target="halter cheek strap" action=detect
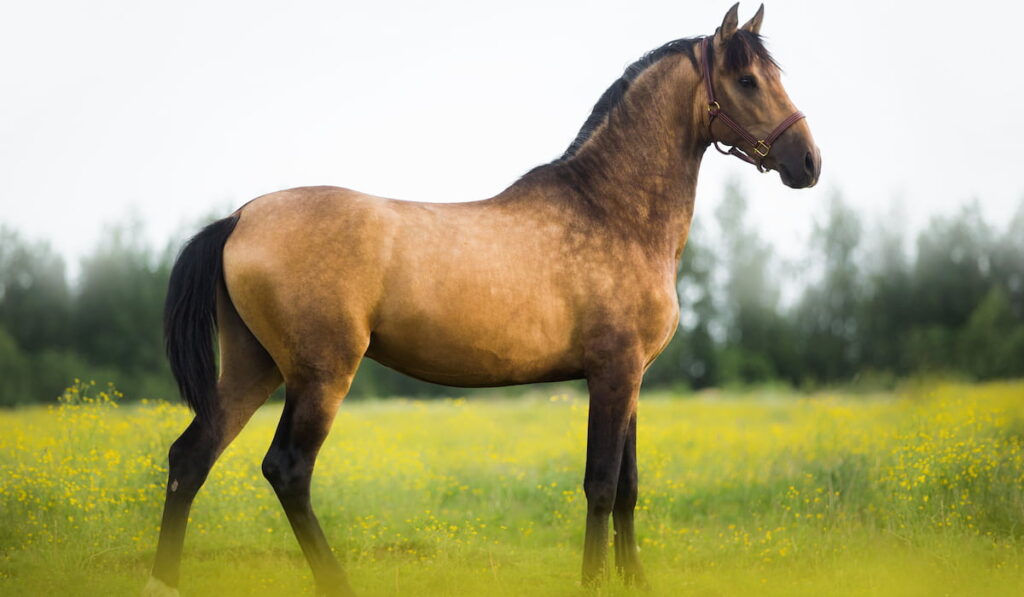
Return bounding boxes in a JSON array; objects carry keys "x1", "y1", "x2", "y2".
[{"x1": 700, "y1": 37, "x2": 805, "y2": 173}]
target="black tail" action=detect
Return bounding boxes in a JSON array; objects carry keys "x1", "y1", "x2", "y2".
[{"x1": 164, "y1": 215, "x2": 240, "y2": 421}]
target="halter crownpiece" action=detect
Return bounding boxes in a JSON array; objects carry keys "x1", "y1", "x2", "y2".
[{"x1": 700, "y1": 36, "x2": 805, "y2": 173}]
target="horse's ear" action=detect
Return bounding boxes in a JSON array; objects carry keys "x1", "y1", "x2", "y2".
[
  {"x1": 741, "y1": 3, "x2": 765, "y2": 35},
  {"x1": 715, "y1": 3, "x2": 740, "y2": 45}
]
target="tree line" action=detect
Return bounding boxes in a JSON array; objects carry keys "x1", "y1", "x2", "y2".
[
  {"x1": 648, "y1": 183, "x2": 1024, "y2": 390},
  {"x1": 1, "y1": 184, "x2": 1022, "y2": 405}
]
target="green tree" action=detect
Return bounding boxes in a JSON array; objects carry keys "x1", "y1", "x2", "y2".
[
  {"x1": 714, "y1": 180, "x2": 792, "y2": 384},
  {"x1": 906, "y1": 203, "x2": 995, "y2": 372},
  {"x1": 74, "y1": 220, "x2": 173, "y2": 395},
  {"x1": 794, "y1": 191, "x2": 863, "y2": 381},
  {"x1": 858, "y1": 206, "x2": 914, "y2": 377},
  {"x1": 958, "y1": 286, "x2": 1024, "y2": 379},
  {"x1": 0, "y1": 226, "x2": 72, "y2": 352},
  {"x1": 991, "y1": 197, "x2": 1024, "y2": 320},
  {"x1": 0, "y1": 325, "x2": 30, "y2": 406}
]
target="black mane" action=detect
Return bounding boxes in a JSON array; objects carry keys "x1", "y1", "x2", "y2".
[{"x1": 558, "y1": 30, "x2": 775, "y2": 160}]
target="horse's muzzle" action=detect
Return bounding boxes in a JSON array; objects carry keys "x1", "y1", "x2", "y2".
[{"x1": 777, "y1": 145, "x2": 821, "y2": 189}]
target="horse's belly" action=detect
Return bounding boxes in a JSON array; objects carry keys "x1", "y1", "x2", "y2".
[{"x1": 365, "y1": 304, "x2": 582, "y2": 387}]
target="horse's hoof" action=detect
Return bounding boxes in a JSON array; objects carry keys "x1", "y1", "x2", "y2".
[
  {"x1": 629, "y1": 575, "x2": 652, "y2": 592},
  {"x1": 142, "y1": 576, "x2": 181, "y2": 597},
  {"x1": 623, "y1": 567, "x2": 650, "y2": 591}
]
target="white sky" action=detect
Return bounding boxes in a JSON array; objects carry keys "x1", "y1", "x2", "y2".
[{"x1": 1, "y1": 1, "x2": 1022, "y2": 269}]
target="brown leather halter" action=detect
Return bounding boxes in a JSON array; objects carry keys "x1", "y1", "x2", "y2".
[{"x1": 700, "y1": 36, "x2": 805, "y2": 173}]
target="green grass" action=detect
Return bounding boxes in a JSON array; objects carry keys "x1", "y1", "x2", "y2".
[{"x1": 1, "y1": 381, "x2": 1023, "y2": 596}]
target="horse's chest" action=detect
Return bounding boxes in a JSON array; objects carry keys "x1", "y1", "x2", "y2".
[{"x1": 584, "y1": 277, "x2": 679, "y2": 360}]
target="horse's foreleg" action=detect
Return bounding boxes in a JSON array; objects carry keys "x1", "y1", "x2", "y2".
[
  {"x1": 581, "y1": 356, "x2": 641, "y2": 586},
  {"x1": 612, "y1": 412, "x2": 646, "y2": 585},
  {"x1": 262, "y1": 375, "x2": 354, "y2": 597}
]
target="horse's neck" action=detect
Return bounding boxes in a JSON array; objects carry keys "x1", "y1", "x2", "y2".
[{"x1": 538, "y1": 58, "x2": 706, "y2": 261}]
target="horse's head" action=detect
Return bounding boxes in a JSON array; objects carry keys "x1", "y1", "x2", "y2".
[{"x1": 702, "y1": 3, "x2": 820, "y2": 188}]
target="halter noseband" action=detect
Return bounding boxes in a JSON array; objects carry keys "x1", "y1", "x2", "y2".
[{"x1": 700, "y1": 37, "x2": 805, "y2": 173}]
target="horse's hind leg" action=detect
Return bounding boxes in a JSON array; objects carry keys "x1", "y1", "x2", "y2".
[
  {"x1": 262, "y1": 360, "x2": 360, "y2": 597},
  {"x1": 146, "y1": 288, "x2": 282, "y2": 597}
]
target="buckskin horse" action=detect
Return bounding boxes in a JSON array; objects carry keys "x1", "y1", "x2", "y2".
[{"x1": 145, "y1": 4, "x2": 820, "y2": 595}]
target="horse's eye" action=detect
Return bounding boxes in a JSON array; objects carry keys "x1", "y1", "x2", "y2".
[{"x1": 738, "y1": 75, "x2": 757, "y2": 89}]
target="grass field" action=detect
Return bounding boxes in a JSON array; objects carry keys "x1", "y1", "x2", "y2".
[{"x1": 1, "y1": 381, "x2": 1023, "y2": 596}]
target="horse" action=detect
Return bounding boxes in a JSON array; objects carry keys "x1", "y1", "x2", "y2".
[{"x1": 144, "y1": 4, "x2": 820, "y2": 595}]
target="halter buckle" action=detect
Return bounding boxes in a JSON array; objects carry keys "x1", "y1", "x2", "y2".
[
  {"x1": 753, "y1": 140, "x2": 770, "y2": 158},
  {"x1": 707, "y1": 101, "x2": 721, "y2": 116}
]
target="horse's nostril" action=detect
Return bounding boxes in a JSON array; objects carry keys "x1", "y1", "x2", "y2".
[{"x1": 804, "y1": 152, "x2": 815, "y2": 175}]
